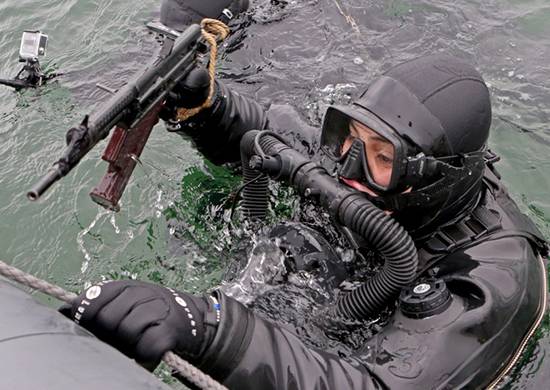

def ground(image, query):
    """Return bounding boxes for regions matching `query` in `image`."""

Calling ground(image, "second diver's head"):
[160,0,250,31]
[321,54,492,234]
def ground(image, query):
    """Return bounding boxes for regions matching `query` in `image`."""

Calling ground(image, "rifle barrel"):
[27,23,203,201]
[27,166,64,201]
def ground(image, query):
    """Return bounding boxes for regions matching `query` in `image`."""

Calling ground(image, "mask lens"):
[339,120,396,191]
[321,105,403,192]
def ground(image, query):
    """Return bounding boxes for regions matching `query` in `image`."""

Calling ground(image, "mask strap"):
[379,151,486,211]
[405,150,485,185]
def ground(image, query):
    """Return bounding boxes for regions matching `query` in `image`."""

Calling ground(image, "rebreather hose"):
[0,259,228,390]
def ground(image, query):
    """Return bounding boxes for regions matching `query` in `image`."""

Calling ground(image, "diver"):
[61,1,548,389]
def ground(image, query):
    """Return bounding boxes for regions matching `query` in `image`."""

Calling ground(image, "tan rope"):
[177,18,230,122]
[0,259,228,390]
[332,0,360,34]
[0,259,78,302]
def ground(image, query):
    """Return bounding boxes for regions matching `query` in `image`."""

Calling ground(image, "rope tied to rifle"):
[176,19,230,122]
[0,259,228,390]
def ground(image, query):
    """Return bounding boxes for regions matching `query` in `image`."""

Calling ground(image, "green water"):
[1,0,549,388]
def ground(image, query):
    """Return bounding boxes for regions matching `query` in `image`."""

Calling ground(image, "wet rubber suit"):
[161,55,549,389]
[60,38,547,387]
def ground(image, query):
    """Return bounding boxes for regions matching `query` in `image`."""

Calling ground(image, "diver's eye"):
[377,154,393,166]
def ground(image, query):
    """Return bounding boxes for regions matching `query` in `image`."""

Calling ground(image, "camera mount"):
[0,30,59,90]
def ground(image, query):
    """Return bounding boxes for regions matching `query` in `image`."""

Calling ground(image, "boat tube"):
[0,278,172,390]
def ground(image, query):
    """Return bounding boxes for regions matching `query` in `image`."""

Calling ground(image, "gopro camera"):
[19,31,48,62]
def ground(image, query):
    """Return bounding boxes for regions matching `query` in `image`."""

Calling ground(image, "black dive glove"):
[160,66,212,124]
[160,67,215,131]
[60,280,219,370]
[174,67,211,108]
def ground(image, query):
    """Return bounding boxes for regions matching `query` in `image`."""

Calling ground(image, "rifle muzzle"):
[27,166,64,201]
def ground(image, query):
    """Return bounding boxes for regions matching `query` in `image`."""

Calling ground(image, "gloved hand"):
[60,280,219,370]
[163,64,210,109]
[160,66,212,125]
[174,67,211,108]
[159,0,251,128]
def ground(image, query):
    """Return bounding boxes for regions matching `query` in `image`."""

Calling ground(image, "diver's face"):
[340,120,394,196]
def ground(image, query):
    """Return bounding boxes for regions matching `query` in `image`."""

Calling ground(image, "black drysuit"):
[172,82,548,389]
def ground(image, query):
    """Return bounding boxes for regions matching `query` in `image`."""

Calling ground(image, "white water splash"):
[77,207,111,274]
[306,83,357,123]
[109,213,120,234]
[154,189,164,218]
[220,238,287,305]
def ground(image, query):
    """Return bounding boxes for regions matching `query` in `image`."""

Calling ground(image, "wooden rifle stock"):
[89,102,163,211]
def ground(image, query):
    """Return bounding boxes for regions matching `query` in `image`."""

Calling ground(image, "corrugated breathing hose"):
[239,130,418,320]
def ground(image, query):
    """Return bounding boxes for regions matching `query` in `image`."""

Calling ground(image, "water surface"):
[1,0,549,388]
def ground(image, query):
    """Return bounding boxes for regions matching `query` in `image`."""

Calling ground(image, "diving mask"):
[321,105,439,194]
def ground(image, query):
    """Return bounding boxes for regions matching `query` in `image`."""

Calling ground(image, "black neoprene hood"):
[322,54,492,158]
[322,55,493,233]
[365,54,492,156]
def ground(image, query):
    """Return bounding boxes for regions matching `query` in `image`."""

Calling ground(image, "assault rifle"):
[27,23,204,211]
